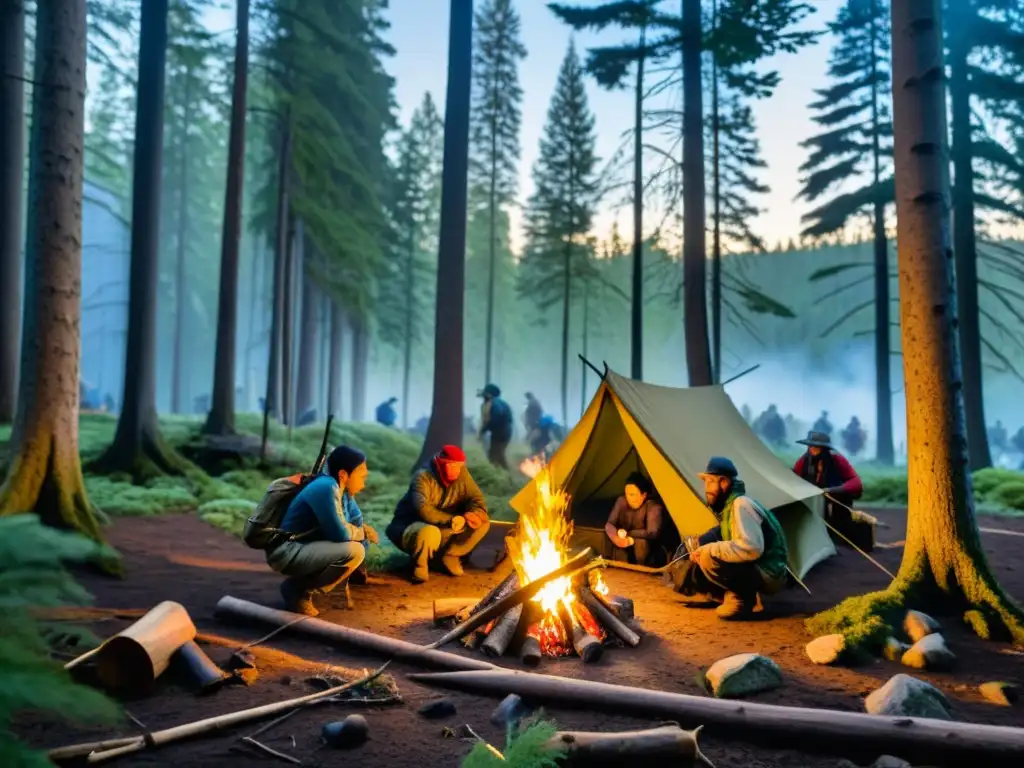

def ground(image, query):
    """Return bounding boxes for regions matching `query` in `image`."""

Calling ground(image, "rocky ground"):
[18,508,1024,767]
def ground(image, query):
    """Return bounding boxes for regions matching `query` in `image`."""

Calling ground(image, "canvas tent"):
[509,369,836,580]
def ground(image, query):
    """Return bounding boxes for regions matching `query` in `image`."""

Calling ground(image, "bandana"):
[433,444,466,486]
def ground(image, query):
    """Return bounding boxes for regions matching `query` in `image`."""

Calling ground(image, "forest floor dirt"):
[20,508,1024,768]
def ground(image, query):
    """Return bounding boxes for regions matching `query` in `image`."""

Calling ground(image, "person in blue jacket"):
[376,397,398,427]
[267,445,379,616]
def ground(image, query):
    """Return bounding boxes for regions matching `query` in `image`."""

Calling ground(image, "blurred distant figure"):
[812,410,833,436]
[988,420,1007,455]
[528,414,563,457]
[103,393,116,413]
[740,404,753,424]
[524,392,543,433]
[296,407,318,427]
[193,393,210,414]
[412,416,429,436]
[1011,426,1024,455]
[478,383,513,469]
[792,431,863,529]
[783,413,804,444]
[754,404,786,446]
[841,416,866,456]
[375,397,398,428]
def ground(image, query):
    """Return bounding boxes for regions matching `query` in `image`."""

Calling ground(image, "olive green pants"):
[267,539,366,595]
[387,520,491,573]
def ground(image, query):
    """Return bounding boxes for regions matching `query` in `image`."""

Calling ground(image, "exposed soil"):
[19,508,1024,767]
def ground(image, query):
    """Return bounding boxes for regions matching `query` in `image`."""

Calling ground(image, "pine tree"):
[469,0,525,385]
[84,65,135,206]
[797,0,895,465]
[518,41,599,427]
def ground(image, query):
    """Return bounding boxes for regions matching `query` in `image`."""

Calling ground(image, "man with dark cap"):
[375,397,398,428]
[603,472,665,565]
[386,445,491,583]
[668,457,789,620]
[792,430,863,529]
[478,383,513,469]
[267,445,379,616]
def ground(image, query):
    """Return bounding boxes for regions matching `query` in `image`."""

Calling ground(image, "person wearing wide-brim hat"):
[666,456,789,621]
[792,430,863,529]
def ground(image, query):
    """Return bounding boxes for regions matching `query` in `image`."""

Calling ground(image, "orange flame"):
[519,455,545,479]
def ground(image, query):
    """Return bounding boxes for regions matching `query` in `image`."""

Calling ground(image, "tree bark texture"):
[295,256,318,417]
[350,314,368,422]
[327,299,343,417]
[414,0,473,469]
[97,0,182,477]
[484,108,497,386]
[280,211,296,426]
[947,2,989,470]
[0,0,26,424]
[0,0,101,539]
[710,0,721,384]
[265,119,291,421]
[402,233,415,428]
[170,69,192,415]
[888,0,1022,641]
[682,0,712,386]
[204,0,250,435]
[631,27,645,382]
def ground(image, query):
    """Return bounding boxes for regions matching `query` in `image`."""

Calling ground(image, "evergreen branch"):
[980,333,1024,385]
[814,273,874,303]
[818,299,873,338]
[808,262,870,281]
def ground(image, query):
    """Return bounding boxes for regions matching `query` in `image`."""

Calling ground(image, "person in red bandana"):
[385,445,491,583]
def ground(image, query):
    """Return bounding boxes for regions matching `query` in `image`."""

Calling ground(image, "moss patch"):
[804,589,907,653]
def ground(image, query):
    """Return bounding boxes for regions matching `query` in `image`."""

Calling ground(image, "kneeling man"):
[386,445,491,583]
[668,457,788,620]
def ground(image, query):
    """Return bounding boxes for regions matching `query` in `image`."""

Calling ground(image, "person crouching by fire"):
[667,457,788,621]
[603,472,664,566]
[386,445,491,583]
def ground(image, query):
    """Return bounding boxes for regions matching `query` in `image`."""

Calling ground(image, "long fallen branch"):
[550,725,713,767]
[50,663,390,764]
[215,596,495,672]
[426,548,594,650]
[405,669,1024,766]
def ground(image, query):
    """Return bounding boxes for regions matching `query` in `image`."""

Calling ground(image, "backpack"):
[243,474,311,550]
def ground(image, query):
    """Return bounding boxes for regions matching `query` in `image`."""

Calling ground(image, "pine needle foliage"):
[461,718,565,768]
[0,516,121,767]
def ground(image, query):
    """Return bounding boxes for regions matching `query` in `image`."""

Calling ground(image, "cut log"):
[173,640,231,693]
[427,548,594,650]
[433,597,481,625]
[481,604,523,658]
[573,601,606,643]
[606,596,634,623]
[95,601,197,695]
[520,635,541,667]
[549,725,712,767]
[581,587,640,648]
[472,570,518,615]
[570,625,603,664]
[405,669,1024,766]
[214,596,494,672]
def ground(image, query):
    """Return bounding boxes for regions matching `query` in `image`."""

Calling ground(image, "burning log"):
[581,587,640,648]
[605,596,634,622]
[549,725,713,767]
[520,634,542,667]
[432,597,481,625]
[569,621,603,663]
[480,604,523,658]
[462,572,519,647]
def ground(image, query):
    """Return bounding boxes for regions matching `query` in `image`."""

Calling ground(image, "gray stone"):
[418,698,457,719]
[805,634,846,665]
[979,681,1019,706]
[883,636,909,662]
[491,694,534,728]
[705,653,783,699]
[901,633,955,671]
[903,610,940,643]
[864,674,952,720]
[321,715,369,748]
[870,757,911,768]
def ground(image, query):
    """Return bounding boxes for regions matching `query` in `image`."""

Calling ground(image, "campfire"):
[437,457,641,666]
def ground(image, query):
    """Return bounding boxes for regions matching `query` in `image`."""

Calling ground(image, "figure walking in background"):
[841,416,866,456]
[988,420,1007,460]
[523,392,543,433]
[528,413,562,458]
[754,404,786,447]
[478,383,512,469]
[792,431,863,530]
[375,396,398,428]
[812,410,833,436]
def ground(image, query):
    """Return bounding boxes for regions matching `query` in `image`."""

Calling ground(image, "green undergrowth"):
[0,515,122,766]
[857,466,1024,515]
[462,717,564,768]
[804,589,908,655]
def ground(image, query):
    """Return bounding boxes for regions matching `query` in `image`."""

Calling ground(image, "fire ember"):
[443,458,640,666]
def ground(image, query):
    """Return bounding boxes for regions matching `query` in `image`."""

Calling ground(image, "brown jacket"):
[605,496,664,541]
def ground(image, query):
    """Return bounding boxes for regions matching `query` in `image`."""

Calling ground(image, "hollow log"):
[427,548,593,650]
[173,640,231,693]
[570,625,603,664]
[433,597,481,625]
[214,596,494,672]
[481,604,523,658]
[520,635,541,667]
[549,725,712,767]
[404,669,1024,766]
[581,587,640,647]
[96,601,196,695]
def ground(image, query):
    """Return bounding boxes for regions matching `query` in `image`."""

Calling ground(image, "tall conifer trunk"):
[350,315,368,422]
[327,299,343,417]
[295,256,318,417]
[280,212,297,426]
[710,0,721,383]
[171,68,192,415]
[630,24,645,381]
[265,119,290,420]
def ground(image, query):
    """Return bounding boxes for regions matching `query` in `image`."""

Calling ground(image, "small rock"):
[321,714,369,748]
[865,674,952,720]
[903,610,940,643]
[979,681,1020,706]
[705,653,783,699]
[805,634,846,665]
[278,675,292,686]
[883,636,909,662]
[491,694,533,728]
[870,757,911,768]
[901,633,955,671]
[418,698,457,719]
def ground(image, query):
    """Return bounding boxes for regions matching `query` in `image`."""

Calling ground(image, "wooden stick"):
[481,604,523,658]
[76,663,391,764]
[464,574,519,646]
[405,669,1024,766]
[581,587,640,647]
[215,596,495,672]
[427,548,594,650]
[49,737,139,762]
[63,644,104,671]
[238,736,301,764]
[548,725,713,767]
[433,597,482,625]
